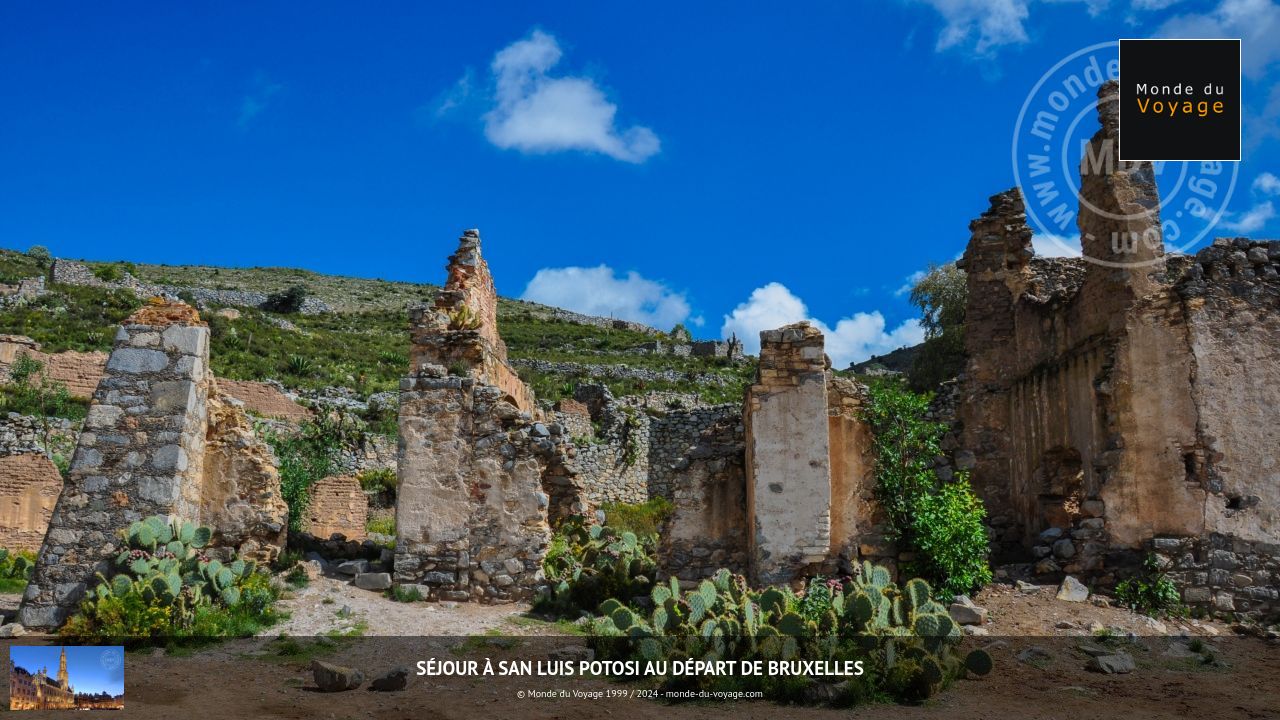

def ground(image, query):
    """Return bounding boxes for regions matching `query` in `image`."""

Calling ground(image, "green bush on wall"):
[861,380,991,599]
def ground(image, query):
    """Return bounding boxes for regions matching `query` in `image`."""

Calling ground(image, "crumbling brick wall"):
[215,379,312,422]
[957,82,1280,619]
[0,454,62,553]
[303,475,368,541]
[409,230,536,413]
[0,337,107,400]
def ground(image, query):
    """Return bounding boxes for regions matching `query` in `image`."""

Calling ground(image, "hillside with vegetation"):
[0,247,755,406]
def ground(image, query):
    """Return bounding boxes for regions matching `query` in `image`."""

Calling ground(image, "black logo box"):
[1119,38,1241,162]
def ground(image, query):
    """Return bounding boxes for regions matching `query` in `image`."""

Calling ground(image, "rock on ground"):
[1056,576,1089,602]
[354,572,392,591]
[949,595,989,625]
[369,667,409,692]
[1088,652,1136,674]
[312,660,365,691]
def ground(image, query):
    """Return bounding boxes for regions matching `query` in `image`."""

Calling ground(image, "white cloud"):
[476,30,659,162]
[1253,171,1280,195]
[238,73,282,129]
[432,68,475,119]
[1218,172,1280,233]
[720,282,925,367]
[1131,0,1184,9]
[894,270,928,297]
[1032,232,1083,257]
[1221,202,1275,233]
[1157,0,1280,78]
[915,0,1031,55]
[520,265,690,329]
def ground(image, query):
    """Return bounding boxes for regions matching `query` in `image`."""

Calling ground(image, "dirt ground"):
[3,579,1277,719]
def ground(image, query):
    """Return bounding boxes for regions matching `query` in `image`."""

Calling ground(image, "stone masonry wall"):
[20,302,212,628]
[394,368,572,602]
[554,385,651,506]
[957,83,1280,618]
[744,322,833,584]
[658,413,747,581]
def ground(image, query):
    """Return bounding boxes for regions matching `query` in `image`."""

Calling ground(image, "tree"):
[906,262,968,391]
[668,323,692,342]
[4,354,77,458]
[26,245,51,268]
[262,284,308,314]
[908,262,966,340]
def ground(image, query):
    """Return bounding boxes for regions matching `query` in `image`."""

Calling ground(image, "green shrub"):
[0,354,88,421]
[390,585,423,603]
[599,497,673,539]
[366,515,395,537]
[260,412,366,532]
[286,353,315,377]
[357,468,397,495]
[92,264,122,282]
[0,549,36,593]
[262,285,308,314]
[60,516,282,641]
[906,262,967,392]
[862,380,991,598]
[26,245,51,268]
[1115,554,1185,617]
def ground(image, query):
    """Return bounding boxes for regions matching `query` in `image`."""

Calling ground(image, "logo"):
[1012,41,1238,267]
[100,647,123,671]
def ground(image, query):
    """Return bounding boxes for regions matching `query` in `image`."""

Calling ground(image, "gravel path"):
[265,571,541,637]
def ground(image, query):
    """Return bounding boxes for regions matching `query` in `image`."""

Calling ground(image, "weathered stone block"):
[106,348,168,374]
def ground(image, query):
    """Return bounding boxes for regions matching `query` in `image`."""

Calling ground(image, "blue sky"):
[10,645,125,695]
[1,2,1276,365]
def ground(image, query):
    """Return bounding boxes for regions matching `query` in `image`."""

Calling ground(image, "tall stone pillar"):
[1078,80,1167,308]
[744,322,832,584]
[19,302,210,628]
[956,188,1033,546]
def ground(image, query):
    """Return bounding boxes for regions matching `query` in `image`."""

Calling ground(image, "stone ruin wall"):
[0,335,107,400]
[659,413,748,581]
[736,322,884,585]
[409,229,536,414]
[743,323,834,584]
[957,82,1280,619]
[19,301,288,629]
[394,369,576,602]
[0,454,62,553]
[553,385,651,506]
[394,231,585,602]
[304,475,368,542]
